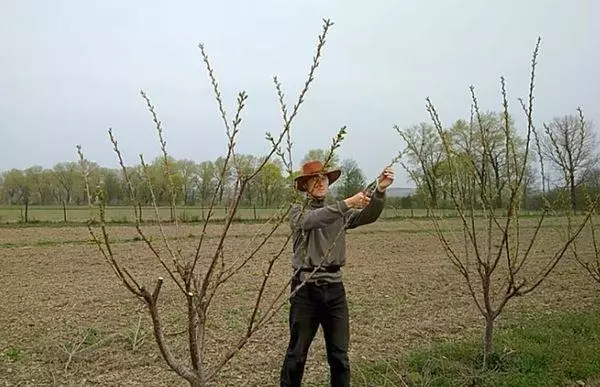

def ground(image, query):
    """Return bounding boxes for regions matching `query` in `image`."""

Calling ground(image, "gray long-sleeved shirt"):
[289,189,386,283]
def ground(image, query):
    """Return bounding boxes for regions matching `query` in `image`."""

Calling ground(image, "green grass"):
[3,348,24,362]
[349,307,600,386]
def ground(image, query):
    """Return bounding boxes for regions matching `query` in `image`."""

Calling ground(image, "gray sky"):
[1,0,598,187]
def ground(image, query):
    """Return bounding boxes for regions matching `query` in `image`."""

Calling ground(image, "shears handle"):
[362,180,378,198]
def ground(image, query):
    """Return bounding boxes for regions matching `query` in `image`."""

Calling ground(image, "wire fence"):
[0,205,553,224]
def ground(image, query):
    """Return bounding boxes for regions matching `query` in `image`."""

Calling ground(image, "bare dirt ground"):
[1,218,598,386]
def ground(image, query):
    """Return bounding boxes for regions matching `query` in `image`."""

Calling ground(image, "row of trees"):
[397,109,599,213]
[0,150,368,209]
[1,112,596,216]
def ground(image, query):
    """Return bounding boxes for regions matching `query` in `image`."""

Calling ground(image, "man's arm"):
[289,201,350,231]
[345,189,386,229]
[345,166,394,229]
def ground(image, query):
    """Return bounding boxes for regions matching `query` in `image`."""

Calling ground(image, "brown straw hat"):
[294,160,341,192]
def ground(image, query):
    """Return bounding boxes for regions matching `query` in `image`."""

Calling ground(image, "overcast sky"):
[1,0,598,187]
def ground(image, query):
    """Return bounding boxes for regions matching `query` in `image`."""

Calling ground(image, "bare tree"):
[395,122,445,208]
[398,37,596,368]
[541,110,597,213]
[76,19,353,387]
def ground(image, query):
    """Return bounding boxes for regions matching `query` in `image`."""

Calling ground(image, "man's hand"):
[377,166,395,191]
[344,192,371,209]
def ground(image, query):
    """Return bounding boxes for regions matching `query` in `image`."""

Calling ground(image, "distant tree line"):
[2,110,598,216]
[0,149,368,210]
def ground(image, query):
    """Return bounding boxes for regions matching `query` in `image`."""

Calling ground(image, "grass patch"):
[4,347,24,362]
[351,307,600,386]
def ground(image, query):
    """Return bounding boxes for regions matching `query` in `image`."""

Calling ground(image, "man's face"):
[306,174,329,198]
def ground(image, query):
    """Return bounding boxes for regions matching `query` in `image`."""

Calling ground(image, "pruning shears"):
[362,152,402,198]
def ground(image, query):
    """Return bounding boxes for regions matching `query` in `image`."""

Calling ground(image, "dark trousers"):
[280,278,350,387]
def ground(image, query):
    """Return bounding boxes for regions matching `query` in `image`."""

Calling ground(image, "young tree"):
[78,19,344,387]
[396,37,595,367]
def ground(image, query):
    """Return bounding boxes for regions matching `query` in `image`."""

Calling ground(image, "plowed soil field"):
[1,218,598,386]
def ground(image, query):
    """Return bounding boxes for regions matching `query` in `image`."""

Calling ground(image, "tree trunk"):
[264,188,269,207]
[483,316,494,369]
[495,179,502,209]
[189,379,202,387]
[570,176,577,214]
[494,165,502,209]
[62,201,67,223]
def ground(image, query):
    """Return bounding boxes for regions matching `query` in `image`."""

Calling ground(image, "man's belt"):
[299,265,340,273]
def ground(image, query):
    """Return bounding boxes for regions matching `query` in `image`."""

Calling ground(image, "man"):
[280,159,394,387]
